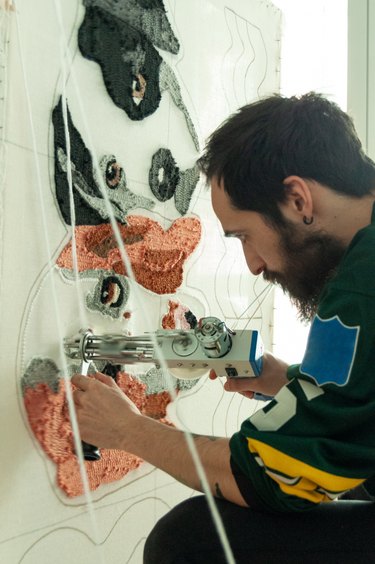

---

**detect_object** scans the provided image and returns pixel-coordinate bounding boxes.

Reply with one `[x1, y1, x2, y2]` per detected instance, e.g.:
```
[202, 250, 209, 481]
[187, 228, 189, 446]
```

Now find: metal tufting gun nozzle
[64, 318, 264, 380]
[64, 330, 156, 364]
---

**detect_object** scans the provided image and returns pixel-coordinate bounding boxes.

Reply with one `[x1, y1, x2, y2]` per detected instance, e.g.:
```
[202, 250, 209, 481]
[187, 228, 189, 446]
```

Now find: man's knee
[143, 497, 207, 564]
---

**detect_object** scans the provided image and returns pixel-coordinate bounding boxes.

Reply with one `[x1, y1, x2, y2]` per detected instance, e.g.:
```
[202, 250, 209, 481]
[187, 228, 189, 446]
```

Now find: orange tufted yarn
[57, 216, 201, 294]
[24, 372, 174, 497]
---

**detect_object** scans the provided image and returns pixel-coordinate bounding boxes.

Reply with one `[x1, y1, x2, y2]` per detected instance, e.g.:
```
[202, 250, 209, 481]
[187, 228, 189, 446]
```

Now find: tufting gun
[64, 317, 267, 461]
[64, 316, 264, 381]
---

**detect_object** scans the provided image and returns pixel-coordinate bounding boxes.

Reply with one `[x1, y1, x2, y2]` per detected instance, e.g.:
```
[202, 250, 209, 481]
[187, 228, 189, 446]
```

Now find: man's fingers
[92, 372, 117, 387]
[239, 390, 255, 399]
[209, 372, 258, 398]
[72, 388, 85, 406]
[224, 377, 260, 393]
[71, 374, 90, 390]
[71, 372, 116, 391]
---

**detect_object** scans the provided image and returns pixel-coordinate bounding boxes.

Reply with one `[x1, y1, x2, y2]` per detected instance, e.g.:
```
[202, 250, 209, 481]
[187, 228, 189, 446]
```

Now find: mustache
[262, 269, 284, 286]
[262, 268, 320, 323]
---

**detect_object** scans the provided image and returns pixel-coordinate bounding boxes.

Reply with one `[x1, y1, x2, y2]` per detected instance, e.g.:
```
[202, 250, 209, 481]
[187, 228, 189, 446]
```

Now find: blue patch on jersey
[300, 315, 360, 387]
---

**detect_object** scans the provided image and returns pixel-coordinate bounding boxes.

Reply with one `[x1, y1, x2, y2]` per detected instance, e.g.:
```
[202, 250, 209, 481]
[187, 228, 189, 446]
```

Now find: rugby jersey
[230, 203, 375, 512]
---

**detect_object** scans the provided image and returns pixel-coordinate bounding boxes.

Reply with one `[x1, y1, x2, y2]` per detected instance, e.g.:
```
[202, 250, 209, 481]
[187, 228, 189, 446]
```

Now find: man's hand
[71, 373, 140, 451]
[210, 352, 289, 399]
[71, 372, 248, 506]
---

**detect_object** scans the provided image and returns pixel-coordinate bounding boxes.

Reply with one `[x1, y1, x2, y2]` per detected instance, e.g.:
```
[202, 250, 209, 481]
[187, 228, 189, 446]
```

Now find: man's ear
[280, 175, 314, 221]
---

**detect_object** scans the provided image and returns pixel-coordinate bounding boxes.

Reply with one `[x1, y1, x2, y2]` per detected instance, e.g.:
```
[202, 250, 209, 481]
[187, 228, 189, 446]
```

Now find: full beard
[263, 223, 346, 323]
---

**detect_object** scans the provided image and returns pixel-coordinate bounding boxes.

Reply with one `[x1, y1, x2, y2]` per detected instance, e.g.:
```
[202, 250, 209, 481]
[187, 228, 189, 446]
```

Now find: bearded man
[72, 93, 375, 562]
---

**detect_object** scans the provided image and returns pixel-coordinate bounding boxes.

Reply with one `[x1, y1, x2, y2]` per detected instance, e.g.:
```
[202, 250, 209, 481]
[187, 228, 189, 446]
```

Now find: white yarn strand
[232, 282, 273, 333]
[60, 38, 90, 331]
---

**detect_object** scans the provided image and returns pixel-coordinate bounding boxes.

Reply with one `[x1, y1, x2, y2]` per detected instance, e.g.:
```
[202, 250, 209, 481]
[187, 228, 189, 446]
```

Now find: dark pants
[143, 496, 375, 563]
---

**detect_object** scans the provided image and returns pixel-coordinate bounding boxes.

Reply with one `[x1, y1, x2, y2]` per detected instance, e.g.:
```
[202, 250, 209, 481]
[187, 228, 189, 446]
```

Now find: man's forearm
[71, 373, 249, 506]
[120, 413, 248, 507]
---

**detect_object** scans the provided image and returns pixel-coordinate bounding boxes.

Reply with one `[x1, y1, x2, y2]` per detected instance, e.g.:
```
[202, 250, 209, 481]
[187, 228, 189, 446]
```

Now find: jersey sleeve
[230, 284, 375, 512]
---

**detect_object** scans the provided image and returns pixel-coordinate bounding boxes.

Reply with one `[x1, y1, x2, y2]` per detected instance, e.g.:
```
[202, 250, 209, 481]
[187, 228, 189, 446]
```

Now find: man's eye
[236, 234, 247, 243]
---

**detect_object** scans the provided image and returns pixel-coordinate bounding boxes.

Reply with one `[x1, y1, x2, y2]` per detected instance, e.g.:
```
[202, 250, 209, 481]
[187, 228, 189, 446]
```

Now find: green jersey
[230, 204, 375, 512]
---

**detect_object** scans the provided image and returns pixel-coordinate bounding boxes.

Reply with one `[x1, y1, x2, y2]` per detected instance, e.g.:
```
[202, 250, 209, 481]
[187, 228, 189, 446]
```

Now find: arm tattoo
[215, 482, 226, 500]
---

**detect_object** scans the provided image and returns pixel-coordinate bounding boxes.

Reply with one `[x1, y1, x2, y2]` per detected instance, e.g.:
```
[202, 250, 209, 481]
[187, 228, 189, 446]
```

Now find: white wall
[273, 0, 347, 105]
[347, 0, 375, 160]
[270, 0, 348, 363]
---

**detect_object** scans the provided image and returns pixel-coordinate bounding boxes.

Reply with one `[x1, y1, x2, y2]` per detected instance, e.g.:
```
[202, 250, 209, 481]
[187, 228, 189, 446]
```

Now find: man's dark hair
[197, 92, 375, 226]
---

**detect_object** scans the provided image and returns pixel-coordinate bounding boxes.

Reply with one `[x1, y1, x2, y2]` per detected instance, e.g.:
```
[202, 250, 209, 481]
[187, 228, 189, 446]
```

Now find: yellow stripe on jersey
[248, 437, 364, 504]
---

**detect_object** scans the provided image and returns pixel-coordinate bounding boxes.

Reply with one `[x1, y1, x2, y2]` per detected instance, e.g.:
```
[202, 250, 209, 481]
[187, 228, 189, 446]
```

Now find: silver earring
[303, 216, 314, 225]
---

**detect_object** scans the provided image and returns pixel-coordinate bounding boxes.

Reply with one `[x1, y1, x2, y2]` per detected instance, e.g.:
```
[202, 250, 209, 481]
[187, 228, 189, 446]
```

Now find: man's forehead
[210, 179, 278, 238]
[210, 177, 235, 214]
[210, 180, 250, 236]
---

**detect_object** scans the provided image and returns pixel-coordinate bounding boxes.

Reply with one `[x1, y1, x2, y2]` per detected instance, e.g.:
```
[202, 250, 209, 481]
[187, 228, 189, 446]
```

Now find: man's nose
[244, 249, 265, 276]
